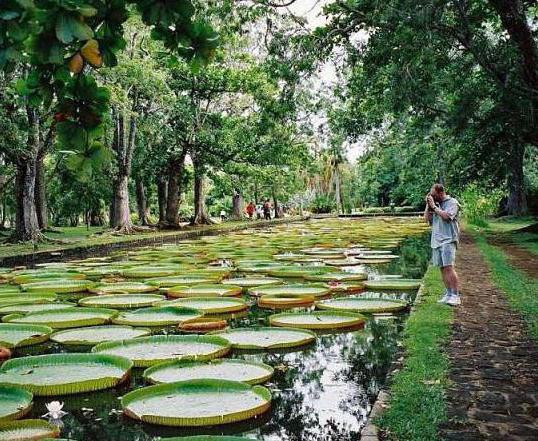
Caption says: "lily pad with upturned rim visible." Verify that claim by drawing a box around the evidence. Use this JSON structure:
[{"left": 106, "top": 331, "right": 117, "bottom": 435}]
[
  {"left": 92, "top": 335, "right": 231, "bottom": 367},
  {"left": 0, "top": 419, "right": 60, "bottom": 440},
  {"left": 158, "top": 297, "right": 248, "bottom": 314},
  {"left": 167, "top": 284, "right": 242, "bottom": 298},
  {"left": 89, "top": 282, "right": 158, "bottom": 294},
  {"left": 0, "top": 385, "right": 33, "bottom": 422},
  {"left": 50, "top": 325, "right": 152, "bottom": 346},
  {"left": 121, "top": 379, "right": 271, "bottom": 427},
  {"left": 221, "top": 277, "right": 283, "bottom": 288},
  {"left": 363, "top": 279, "right": 422, "bottom": 290},
  {"left": 20, "top": 279, "right": 94, "bottom": 293},
  {"left": 143, "top": 358, "right": 274, "bottom": 385},
  {"left": 2, "top": 307, "right": 118, "bottom": 329},
  {"left": 111, "top": 306, "right": 202, "bottom": 327},
  {"left": 0, "top": 353, "right": 133, "bottom": 395},
  {"left": 0, "top": 302, "right": 76, "bottom": 315},
  {"left": 78, "top": 293, "right": 165, "bottom": 309},
  {"left": 258, "top": 294, "right": 315, "bottom": 309},
  {"left": 0, "top": 323, "right": 53, "bottom": 348},
  {"left": 269, "top": 311, "right": 366, "bottom": 330},
  {"left": 248, "top": 284, "right": 331, "bottom": 299},
  {"left": 212, "top": 327, "right": 316, "bottom": 350},
  {"left": 315, "top": 298, "right": 408, "bottom": 313}
]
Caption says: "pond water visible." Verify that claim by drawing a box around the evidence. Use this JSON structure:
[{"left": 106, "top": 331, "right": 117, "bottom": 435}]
[{"left": 2, "top": 217, "right": 431, "bottom": 441}]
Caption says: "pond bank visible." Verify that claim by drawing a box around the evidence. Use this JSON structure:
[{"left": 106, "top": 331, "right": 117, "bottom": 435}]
[{"left": 0, "top": 216, "right": 309, "bottom": 267}]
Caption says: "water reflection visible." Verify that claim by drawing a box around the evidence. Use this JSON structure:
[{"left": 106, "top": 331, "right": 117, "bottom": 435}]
[{"left": 21, "top": 232, "right": 429, "bottom": 440}]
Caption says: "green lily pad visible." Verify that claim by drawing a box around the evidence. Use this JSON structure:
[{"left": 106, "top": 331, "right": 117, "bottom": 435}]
[
  {"left": 258, "top": 293, "right": 315, "bottom": 309},
  {"left": 143, "top": 358, "right": 274, "bottom": 385},
  {"left": 89, "top": 282, "right": 158, "bottom": 294},
  {"left": 363, "top": 279, "right": 422, "bottom": 290},
  {"left": 121, "top": 379, "right": 271, "bottom": 426},
  {"left": 0, "top": 385, "right": 33, "bottom": 422},
  {"left": 212, "top": 327, "right": 316, "bottom": 350},
  {"left": 50, "top": 325, "right": 152, "bottom": 346},
  {"left": 316, "top": 298, "right": 408, "bottom": 313},
  {"left": 221, "top": 277, "right": 283, "bottom": 288},
  {"left": 269, "top": 311, "right": 365, "bottom": 330},
  {"left": 0, "top": 323, "right": 53, "bottom": 348},
  {"left": 159, "top": 297, "right": 248, "bottom": 314},
  {"left": 0, "top": 353, "right": 133, "bottom": 395},
  {"left": 305, "top": 272, "right": 368, "bottom": 282},
  {"left": 122, "top": 266, "right": 183, "bottom": 278},
  {"left": 78, "top": 294, "right": 165, "bottom": 309},
  {"left": 146, "top": 275, "right": 219, "bottom": 287},
  {"left": 167, "top": 284, "right": 242, "bottom": 298},
  {"left": 0, "top": 302, "right": 76, "bottom": 315},
  {"left": 248, "top": 284, "right": 330, "bottom": 298},
  {"left": 0, "top": 420, "right": 60, "bottom": 440},
  {"left": 20, "top": 279, "right": 94, "bottom": 293},
  {"left": 112, "top": 306, "right": 202, "bottom": 326},
  {"left": 92, "top": 335, "right": 231, "bottom": 367},
  {"left": 3, "top": 307, "right": 118, "bottom": 329}
]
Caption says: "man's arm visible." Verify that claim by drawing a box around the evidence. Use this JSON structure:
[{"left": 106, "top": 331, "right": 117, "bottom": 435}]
[
  {"left": 434, "top": 199, "right": 458, "bottom": 222},
  {"left": 424, "top": 204, "right": 433, "bottom": 224}
]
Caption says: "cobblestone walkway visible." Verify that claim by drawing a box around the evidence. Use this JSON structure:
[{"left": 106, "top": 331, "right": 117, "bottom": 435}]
[{"left": 440, "top": 233, "right": 538, "bottom": 441}]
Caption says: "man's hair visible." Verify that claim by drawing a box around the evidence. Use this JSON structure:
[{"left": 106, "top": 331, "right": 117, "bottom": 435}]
[{"left": 432, "top": 183, "right": 445, "bottom": 193}]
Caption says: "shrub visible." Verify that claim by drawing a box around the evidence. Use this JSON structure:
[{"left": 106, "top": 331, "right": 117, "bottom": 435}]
[
  {"left": 460, "top": 183, "right": 504, "bottom": 227},
  {"left": 310, "top": 194, "right": 336, "bottom": 214}
]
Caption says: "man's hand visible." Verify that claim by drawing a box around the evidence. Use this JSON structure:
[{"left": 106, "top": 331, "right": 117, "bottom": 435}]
[{"left": 426, "top": 194, "right": 436, "bottom": 210}]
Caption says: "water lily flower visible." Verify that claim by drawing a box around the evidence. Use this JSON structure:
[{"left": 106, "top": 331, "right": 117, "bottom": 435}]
[{"left": 43, "top": 401, "right": 67, "bottom": 419}]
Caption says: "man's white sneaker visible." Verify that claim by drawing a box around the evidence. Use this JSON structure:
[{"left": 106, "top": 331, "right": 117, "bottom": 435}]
[
  {"left": 437, "top": 292, "right": 450, "bottom": 303},
  {"left": 446, "top": 294, "right": 461, "bottom": 306}
]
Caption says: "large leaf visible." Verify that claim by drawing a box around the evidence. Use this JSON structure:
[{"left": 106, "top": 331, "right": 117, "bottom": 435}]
[
  {"left": 92, "top": 335, "right": 231, "bottom": 367},
  {"left": 111, "top": 306, "right": 202, "bottom": 326},
  {"left": 50, "top": 325, "right": 151, "bottom": 346},
  {"left": 0, "top": 385, "right": 33, "bottom": 422},
  {"left": 269, "top": 311, "right": 366, "bottom": 330},
  {"left": 0, "top": 419, "right": 60, "bottom": 440},
  {"left": 212, "top": 327, "right": 316, "bottom": 350},
  {"left": 159, "top": 297, "right": 247, "bottom": 314},
  {"left": 248, "top": 284, "right": 330, "bottom": 298},
  {"left": 316, "top": 298, "right": 408, "bottom": 313},
  {"left": 167, "top": 284, "right": 242, "bottom": 298},
  {"left": 121, "top": 379, "right": 271, "bottom": 426},
  {"left": 3, "top": 307, "right": 118, "bottom": 329},
  {"left": 78, "top": 294, "right": 165, "bottom": 309},
  {"left": 0, "top": 323, "right": 53, "bottom": 348},
  {"left": 362, "top": 279, "right": 422, "bottom": 290},
  {"left": 0, "top": 353, "right": 132, "bottom": 395},
  {"left": 143, "top": 359, "right": 274, "bottom": 385}
]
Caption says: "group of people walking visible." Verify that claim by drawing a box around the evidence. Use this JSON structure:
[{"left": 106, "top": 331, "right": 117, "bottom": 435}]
[{"left": 246, "top": 200, "right": 273, "bottom": 220}]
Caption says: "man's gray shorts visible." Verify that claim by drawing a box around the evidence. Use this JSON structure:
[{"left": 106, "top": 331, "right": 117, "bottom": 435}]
[{"left": 432, "top": 242, "right": 457, "bottom": 267}]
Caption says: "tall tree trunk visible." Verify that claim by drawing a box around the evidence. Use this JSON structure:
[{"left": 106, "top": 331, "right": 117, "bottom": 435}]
[
  {"left": 111, "top": 174, "right": 131, "bottom": 231},
  {"left": 14, "top": 159, "right": 40, "bottom": 241},
  {"left": 272, "top": 188, "right": 281, "bottom": 218},
  {"left": 505, "top": 143, "right": 528, "bottom": 215},
  {"left": 135, "top": 178, "right": 148, "bottom": 226},
  {"left": 164, "top": 152, "right": 187, "bottom": 226},
  {"left": 231, "top": 190, "right": 244, "bottom": 220},
  {"left": 157, "top": 176, "right": 168, "bottom": 224},
  {"left": 13, "top": 106, "right": 41, "bottom": 242},
  {"left": 334, "top": 169, "right": 343, "bottom": 214},
  {"left": 35, "top": 151, "right": 47, "bottom": 230},
  {"left": 191, "top": 160, "right": 213, "bottom": 225}
]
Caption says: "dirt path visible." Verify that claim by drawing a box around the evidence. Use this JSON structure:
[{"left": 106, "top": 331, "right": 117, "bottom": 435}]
[
  {"left": 440, "top": 233, "right": 538, "bottom": 441},
  {"left": 489, "top": 238, "right": 538, "bottom": 279}
]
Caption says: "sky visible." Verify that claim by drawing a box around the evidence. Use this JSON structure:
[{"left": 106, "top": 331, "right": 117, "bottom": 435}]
[{"left": 285, "top": 0, "right": 366, "bottom": 163}]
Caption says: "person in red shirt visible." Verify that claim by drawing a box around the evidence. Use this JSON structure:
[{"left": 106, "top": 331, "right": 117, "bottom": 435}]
[{"left": 246, "top": 201, "right": 256, "bottom": 219}]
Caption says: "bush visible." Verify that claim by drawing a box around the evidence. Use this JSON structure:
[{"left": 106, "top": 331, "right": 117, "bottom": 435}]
[
  {"left": 460, "top": 183, "right": 504, "bottom": 227},
  {"left": 310, "top": 194, "right": 336, "bottom": 214}
]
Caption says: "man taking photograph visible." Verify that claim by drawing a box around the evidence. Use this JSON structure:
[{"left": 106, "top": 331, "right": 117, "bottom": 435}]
[{"left": 424, "top": 183, "right": 461, "bottom": 306}]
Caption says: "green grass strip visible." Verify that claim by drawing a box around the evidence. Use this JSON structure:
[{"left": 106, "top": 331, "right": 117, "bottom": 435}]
[
  {"left": 377, "top": 266, "right": 453, "bottom": 441},
  {"left": 473, "top": 231, "right": 538, "bottom": 340}
]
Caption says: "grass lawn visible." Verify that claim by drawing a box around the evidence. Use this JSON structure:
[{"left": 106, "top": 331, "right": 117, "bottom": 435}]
[
  {"left": 472, "top": 230, "right": 538, "bottom": 340},
  {"left": 377, "top": 266, "right": 453, "bottom": 441},
  {"left": 482, "top": 216, "right": 538, "bottom": 256}
]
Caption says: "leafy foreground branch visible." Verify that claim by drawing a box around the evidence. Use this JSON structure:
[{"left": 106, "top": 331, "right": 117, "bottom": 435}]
[{"left": 377, "top": 266, "right": 453, "bottom": 441}]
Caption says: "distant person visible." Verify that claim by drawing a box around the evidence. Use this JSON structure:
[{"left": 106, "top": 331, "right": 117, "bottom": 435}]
[
  {"left": 424, "top": 183, "right": 461, "bottom": 306},
  {"left": 220, "top": 209, "right": 227, "bottom": 221},
  {"left": 263, "top": 199, "right": 272, "bottom": 220},
  {"left": 246, "top": 202, "right": 256, "bottom": 219}
]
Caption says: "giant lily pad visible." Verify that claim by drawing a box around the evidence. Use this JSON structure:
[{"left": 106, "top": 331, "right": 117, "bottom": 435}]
[
  {"left": 50, "top": 325, "right": 151, "bottom": 346},
  {"left": 0, "top": 420, "right": 60, "bottom": 440},
  {"left": 0, "top": 353, "right": 133, "bottom": 395},
  {"left": 0, "top": 302, "right": 76, "bottom": 315},
  {"left": 159, "top": 297, "right": 248, "bottom": 314},
  {"left": 316, "top": 298, "right": 408, "bottom": 313},
  {"left": 258, "top": 294, "right": 315, "bottom": 309},
  {"left": 363, "top": 279, "right": 422, "bottom": 290},
  {"left": 265, "top": 266, "right": 336, "bottom": 278},
  {"left": 121, "top": 266, "right": 182, "bottom": 278},
  {"left": 248, "top": 284, "right": 330, "bottom": 299},
  {"left": 167, "top": 284, "right": 242, "bottom": 298},
  {"left": 144, "top": 359, "right": 274, "bottom": 385},
  {"left": 112, "top": 306, "right": 202, "bottom": 327},
  {"left": 0, "top": 323, "right": 53, "bottom": 348},
  {"left": 20, "top": 279, "right": 94, "bottom": 293},
  {"left": 3, "top": 307, "right": 117, "bottom": 329},
  {"left": 221, "top": 277, "right": 283, "bottom": 288},
  {"left": 79, "top": 294, "right": 165, "bottom": 309},
  {"left": 0, "top": 385, "right": 33, "bottom": 421},
  {"left": 146, "top": 275, "right": 220, "bottom": 287},
  {"left": 121, "top": 379, "right": 271, "bottom": 426},
  {"left": 269, "top": 311, "right": 365, "bottom": 330},
  {"left": 92, "top": 335, "right": 231, "bottom": 367},
  {"left": 213, "top": 327, "right": 316, "bottom": 350},
  {"left": 304, "top": 272, "right": 368, "bottom": 282},
  {"left": 89, "top": 282, "right": 158, "bottom": 294}
]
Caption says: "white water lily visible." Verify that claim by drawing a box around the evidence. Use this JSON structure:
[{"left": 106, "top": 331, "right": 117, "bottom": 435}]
[{"left": 43, "top": 401, "right": 67, "bottom": 419}]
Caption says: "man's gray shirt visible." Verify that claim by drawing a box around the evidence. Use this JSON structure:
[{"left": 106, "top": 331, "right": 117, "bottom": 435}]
[{"left": 431, "top": 196, "right": 460, "bottom": 249}]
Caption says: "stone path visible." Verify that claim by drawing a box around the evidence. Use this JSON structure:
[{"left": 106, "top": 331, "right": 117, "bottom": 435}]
[{"left": 440, "top": 233, "right": 538, "bottom": 441}]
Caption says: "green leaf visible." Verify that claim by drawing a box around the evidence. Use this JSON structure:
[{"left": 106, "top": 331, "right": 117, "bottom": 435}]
[
  {"left": 0, "top": 11, "right": 20, "bottom": 20},
  {"left": 55, "top": 14, "right": 75, "bottom": 43},
  {"left": 70, "top": 18, "right": 94, "bottom": 41}
]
